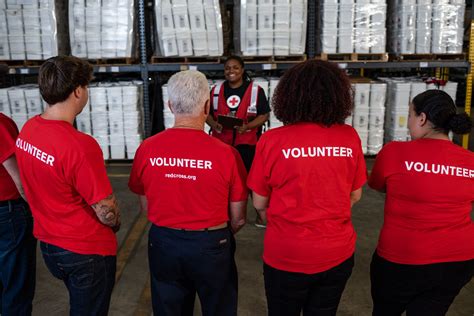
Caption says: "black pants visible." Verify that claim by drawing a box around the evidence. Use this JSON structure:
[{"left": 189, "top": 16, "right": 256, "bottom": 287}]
[
  {"left": 148, "top": 225, "right": 237, "bottom": 316},
  {"left": 264, "top": 255, "right": 354, "bottom": 316},
  {"left": 235, "top": 144, "right": 255, "bottom": 173},
  {"left": 371, "top": 252, "right": 474, "bottom": 316}
]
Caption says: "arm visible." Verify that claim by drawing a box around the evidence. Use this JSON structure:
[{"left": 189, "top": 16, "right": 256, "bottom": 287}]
[
  {"left": 229, "top": 200, "right": 247, "bottom": 234},
  {"left": 2, "top": 155, "right": 27, "bottom": 200},
  {"left": 206, "top": 114, "right": 223, "bottom": 133},
  {"left": 91, "top": 194, "right": 121, "bottom": 232},
  {"left": 350, "top": 188, "right": 362, "bottom": 207},
  {"left": 252, "top": 192, "right": 269, "bottom": 223},
  {"left": 236, "top": 113, "right": 270, "bottom": 134},
  {"left": 139, "top": 195, "right": 148, "bottom": 212}
]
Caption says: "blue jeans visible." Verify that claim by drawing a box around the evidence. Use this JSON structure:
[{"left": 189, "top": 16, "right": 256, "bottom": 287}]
[
  {"left": 40, "top": 242, "right": 116, "bottom": 316},
  {"left": 148, "top": 225, "right": 238, "bottom": 316},
  {"left": 0, "top": 198, "right": 36, "bottom": 316}
]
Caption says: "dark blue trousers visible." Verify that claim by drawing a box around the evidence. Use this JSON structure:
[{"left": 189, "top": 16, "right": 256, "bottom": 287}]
[
  {"left": 0, "top": 198, "right": 36, "bottom": 316},
  {"left": 40, "top": 242, "right": 116, "bottom": 316},
  {"left": 148, "top": 225, "right": 238, "bottom": 316}
]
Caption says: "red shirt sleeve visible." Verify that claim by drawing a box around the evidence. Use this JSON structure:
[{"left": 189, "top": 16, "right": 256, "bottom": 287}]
[
  {"left": 247, "top": 137, "right": 271, "bottom": 196},
  {"left": 352, "top": 137, "right": 368, "bottom": 191},
  {"left": 368, "top": 142, "right": 394, "bottom": 191},
  {"left": 0, "top": 118, "right": 18, "bottom": 164},
  {"left": 71, "top": 139, "right": 113, "bottom": 205},
  {"left": 229, "top": 147, "right": 248, "bottom": 202},
  {"left": 128, "top": 144, "right": 145, "bottom": 195}
]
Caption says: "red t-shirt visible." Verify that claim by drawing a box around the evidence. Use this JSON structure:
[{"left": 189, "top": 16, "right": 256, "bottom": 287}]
[
  {"left": 368, "top": 139, "right": 474, "bottom": 265},
  {"left": 0, "top": 113, "right": 20, "bottom": 201},
  {"left": 15, "top": 116, "right": 116, "bottom": 256},
  {"left": 129, "top": 128, "right": 248, "bottom": 229},
  {"left": 247, "top": 122, "right": 367, "bottom": 274}
]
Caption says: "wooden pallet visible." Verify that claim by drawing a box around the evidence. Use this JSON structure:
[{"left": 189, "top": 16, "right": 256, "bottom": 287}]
[
  {"left": 390, "top": 53, "right": 466, "bottom": 61},
  {"left": 85, "top": 57, "right": 136, "bottom": 65},
  {"left": 316, "top": 53, "right": 389, "bottom": 62},
  {"left": 151, "top": 56, "right": 222, "bottom": 64},
  {"left": 2, "top": 60, "right": 44, "bottom": 67},
  {"left": 241, "top": 55, "right": 307, "bottom": 63}
]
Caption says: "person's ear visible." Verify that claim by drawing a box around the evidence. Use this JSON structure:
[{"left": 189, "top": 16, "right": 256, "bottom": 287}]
[
  {"left": 168, "top": 100, "right": 174, "bottom": 114},
  {"left": 419, "top": 112, "right": 428, "bottom": 126},
  {"left": 73, "top": 87, "right": 81, "bottom": 99},
  {"left": 204, "top": 99, "right": 210, "bottom": 116}
]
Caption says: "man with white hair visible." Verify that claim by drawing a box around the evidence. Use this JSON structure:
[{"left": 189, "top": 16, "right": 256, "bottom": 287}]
[{"left": 129, "top": 70, "right": 248, "bottom": 316}]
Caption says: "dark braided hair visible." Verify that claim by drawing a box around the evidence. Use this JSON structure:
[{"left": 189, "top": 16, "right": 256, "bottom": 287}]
[
  {"left": 272, "top": 60, "right": 353, "bottom": 126},
  {"left": 412, "top": 89, "right": 472, "bottom": 135}
]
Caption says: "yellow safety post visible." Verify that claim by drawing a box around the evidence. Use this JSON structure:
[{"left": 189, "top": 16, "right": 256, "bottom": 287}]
[
  {"left": 462, "top": 18, "right": 474, "bottom": 149},
  {"left": 443, "top": 68, "right": 449, "bottom": 81}
]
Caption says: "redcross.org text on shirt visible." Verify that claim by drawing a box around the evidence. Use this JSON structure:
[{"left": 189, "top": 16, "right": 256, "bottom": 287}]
[{"left": 164, "top": 173, "right": 197, "bottom": 181}]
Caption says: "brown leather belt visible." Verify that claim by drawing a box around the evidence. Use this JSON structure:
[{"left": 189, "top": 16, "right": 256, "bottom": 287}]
[{"left": 169, "top": 222, "right": 228, "bottom": 232}]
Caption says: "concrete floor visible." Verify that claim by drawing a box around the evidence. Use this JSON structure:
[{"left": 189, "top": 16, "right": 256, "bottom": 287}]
[{"left": 31, "top": 160, "right": 474, "bottom": 316}]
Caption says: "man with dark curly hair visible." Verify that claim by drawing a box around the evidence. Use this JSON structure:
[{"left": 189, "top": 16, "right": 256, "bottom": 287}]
[{"left": 247, "top": 60, "right": 367, "bottom": 316}]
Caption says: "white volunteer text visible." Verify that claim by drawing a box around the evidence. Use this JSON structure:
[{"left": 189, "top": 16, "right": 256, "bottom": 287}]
[
  {"left": 16, "top": 138, "right": 55, "bottom": 166},
  {"left": 282, "top": 146, "right": 353, "bottom": 159},
  {"left": 149, "top": 157, "right": 212, "bottom": 170},
  {"left": 404, "top": 161, "right": 474, "bottom": 178}
]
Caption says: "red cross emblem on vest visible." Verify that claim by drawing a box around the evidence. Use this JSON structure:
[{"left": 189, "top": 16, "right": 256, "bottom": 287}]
[{"left": 226, "top": 95, "right": 241, "bottom": 109}]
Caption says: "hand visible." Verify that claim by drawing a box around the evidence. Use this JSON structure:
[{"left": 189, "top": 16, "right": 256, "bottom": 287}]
[
  {"left": 235, "top": 124, "right": 248, "bottom": 134},
  {"left": 92, "top": 194, "right": 121, "bottom": 228},
  {"left": 214, "top": 123, "right": 223, "bottom": 133},
  {"left": 111, "top": 210, "right": 121, "bottom": 233}
]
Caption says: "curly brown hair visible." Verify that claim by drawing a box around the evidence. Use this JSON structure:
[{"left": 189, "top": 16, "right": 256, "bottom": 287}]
[{"left": 272, "top": 60, "right": 353, "bottom": 126}]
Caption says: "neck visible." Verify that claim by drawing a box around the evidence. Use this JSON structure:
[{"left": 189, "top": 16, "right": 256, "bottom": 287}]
[
  {"left": 228, "top": 79, "right": 244, "bottom": 89},
  {"left": 421, "top": 129, "right": 450, "bottom": 141},
  {"left": 173, "top": 116, "right": 204, "bottom": 130},
  {"left": 41, "top": 103, "right": 77, "bottom": 125}
]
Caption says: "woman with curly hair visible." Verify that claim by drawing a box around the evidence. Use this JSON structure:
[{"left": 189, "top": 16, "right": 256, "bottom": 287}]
[
  {"left": 247, "top": 60, "right": 367, "bottom": 316},
  {"left": 368, "top": 90, "right": 474, "bottom": 315}
]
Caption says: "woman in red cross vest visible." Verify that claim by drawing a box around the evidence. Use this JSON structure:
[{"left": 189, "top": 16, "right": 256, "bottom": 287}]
[{"left": 206, "top": 55, "right": 270, "bottom": 227}]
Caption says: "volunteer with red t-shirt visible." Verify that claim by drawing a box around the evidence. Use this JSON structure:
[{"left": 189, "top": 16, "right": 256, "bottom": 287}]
[
  {"left": 129, "top": 70, "right": 248, "bottom": 316},
  {"left": 0, "top": 113, "right": 36, "bottom": 315},
  {"left": 206, "top": 55, "right": 270, "bottom": 227},
  {"left": 368, "top": 90, "right": 474, "bottom": 315},
  {"left": 15, "top": 56, "right": 120, "bottom": 315},
  {"left": 247, "top": 60, "right": 367, "bottom": 316}
]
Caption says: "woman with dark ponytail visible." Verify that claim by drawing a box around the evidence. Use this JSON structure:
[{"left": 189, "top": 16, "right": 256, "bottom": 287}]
[{"left": 368, "top": 89, "right": 474, "bottom": 316}]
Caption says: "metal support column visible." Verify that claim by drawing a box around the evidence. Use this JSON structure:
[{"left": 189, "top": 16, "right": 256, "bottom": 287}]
[
  {"left": 307, "top": 0, "right": 317, "bottom": 59},
  {"left": 138, "top": 0, "right": 151, "bottom": 138},
  {"left": 462, "top": 14, "right": 474, "bottom": 149}
]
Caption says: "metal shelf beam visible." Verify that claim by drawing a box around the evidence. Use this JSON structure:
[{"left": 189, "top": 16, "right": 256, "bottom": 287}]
[{"left": 6, "top": 60, "right": 469, "bottom": 76}]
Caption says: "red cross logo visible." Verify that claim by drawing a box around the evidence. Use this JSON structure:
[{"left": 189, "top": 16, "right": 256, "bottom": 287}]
[{"left": 227, "top": 95, "right": 241, "bottom": 109}]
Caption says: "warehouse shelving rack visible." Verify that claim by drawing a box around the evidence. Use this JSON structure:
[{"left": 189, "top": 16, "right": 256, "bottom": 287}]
[{"left": 2, "top": 0, "right": 473, "bottom": 147}]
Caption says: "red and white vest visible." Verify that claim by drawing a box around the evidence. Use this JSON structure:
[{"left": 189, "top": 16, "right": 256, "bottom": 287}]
[{"left": 210, "top": 81, "right": 259, "bottom": 146}]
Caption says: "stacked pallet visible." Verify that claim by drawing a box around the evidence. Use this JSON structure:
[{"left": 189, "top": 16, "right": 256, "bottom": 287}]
[
  {"left": 380, "top": 77, "right": 458, "bottom": 142},
  {"left": 76, "top": 82, "right": 144, "bottom": 159},
  {"left": 388, "top": 0, "right": 465, "bottom": 54},
  {"left": 348, "top": 81, "right": 387, "bottom": 154},
  {"left": 235, "top": 0, "right": 307, "bottom": 56},
  {"left": 0, "top": 85, "right": 45, "bottom": 129},
  {"left": 155, "top": 0, "right": 224, "bottom": 57},
  {"left": 0, "top": 0, "right": 65, "bottom": 60},
  {"left": 318, "top": 0, "right": 387, "bottom": 55},
  {"left": 69, "top": 0, "right": 135, "bottom": 59}
]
